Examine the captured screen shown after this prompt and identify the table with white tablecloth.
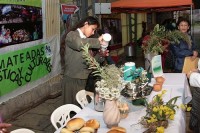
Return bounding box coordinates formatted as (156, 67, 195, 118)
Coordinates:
(74, 73, 191, 133)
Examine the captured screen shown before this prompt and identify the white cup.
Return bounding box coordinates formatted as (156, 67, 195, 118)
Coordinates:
(103, 33, 112, 42)
(101, 33, 111, 51)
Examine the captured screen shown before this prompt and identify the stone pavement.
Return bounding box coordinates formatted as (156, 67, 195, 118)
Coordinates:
(7, 94, 63, 133)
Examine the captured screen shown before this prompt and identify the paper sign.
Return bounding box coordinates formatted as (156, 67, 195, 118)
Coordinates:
(61, 4, 79, 14)
(151, 55, 163, 77)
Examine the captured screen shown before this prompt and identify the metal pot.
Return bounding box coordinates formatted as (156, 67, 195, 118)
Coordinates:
(125, 44, 135, 57)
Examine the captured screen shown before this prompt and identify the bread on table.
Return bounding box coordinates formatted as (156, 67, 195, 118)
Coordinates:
(60, 128, 74, 133)
(107, 129, 125, 133)
(85, 119, 100, 129)
(79, 126, 95, 133)
(107, 126, 126, 133)
(111, 126, 126, 132)
(66, 118, 85, 131)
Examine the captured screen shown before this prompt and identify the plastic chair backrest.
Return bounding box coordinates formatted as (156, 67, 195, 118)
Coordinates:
(50, 104, 81, 131)
(182, 56, 199, 73)
(11, 128, 35, 133)
(76, 90, 94, 108)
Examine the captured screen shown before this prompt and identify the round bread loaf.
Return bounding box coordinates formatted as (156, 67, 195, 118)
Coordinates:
(85, 119, 100, 129)
(80, 126, 95, 133)
(60, 128, 74, 133)
(107, 129, 125, 133)
(66, 118, 85, 131)
(110, 126, 126, 132)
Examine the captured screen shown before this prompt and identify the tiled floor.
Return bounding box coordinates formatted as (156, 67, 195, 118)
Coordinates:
(7, 95, 63, 133)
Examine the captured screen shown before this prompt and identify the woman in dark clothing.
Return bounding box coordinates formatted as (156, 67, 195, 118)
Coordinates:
(171, 18, 198, 73)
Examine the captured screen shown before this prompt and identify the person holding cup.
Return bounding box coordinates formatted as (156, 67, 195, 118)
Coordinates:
(62, 16, 109, 105)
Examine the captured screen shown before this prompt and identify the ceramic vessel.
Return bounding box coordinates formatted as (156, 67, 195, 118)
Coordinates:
(103, 100, 121, 128)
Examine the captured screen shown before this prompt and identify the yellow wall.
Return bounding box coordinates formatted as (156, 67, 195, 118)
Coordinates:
(120, 13, 146, 46)
(45, 0, 60, 38)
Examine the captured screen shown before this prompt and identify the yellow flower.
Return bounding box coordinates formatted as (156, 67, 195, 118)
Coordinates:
(162, 90, 167, 94)
(156, 126, 165, 133)
(169, 114, 174, 120)
(165, 111, 169, 115)
(187, 107, 192, 112)
(160, 105, 164, 110)
(153, 107, 158, 112)
(152, 114, 156, 118)
(179, 104, 192, 112)
(180, 104, 186, 110)
(158, 93, 162, 97)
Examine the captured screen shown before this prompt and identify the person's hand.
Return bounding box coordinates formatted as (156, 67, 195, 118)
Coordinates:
(0, 123, 12, 133)
(99, 49, 109, 57)
(186, 71, 193, 79)
(98, 35, 104, 44)
(98, 35, 109, 46)
(191, 68, 198, 72)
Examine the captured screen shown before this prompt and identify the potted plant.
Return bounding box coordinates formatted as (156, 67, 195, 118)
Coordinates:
(140, 90, 180, 133)
(142, 24, 191, 72)
(82, 44, 126, 128)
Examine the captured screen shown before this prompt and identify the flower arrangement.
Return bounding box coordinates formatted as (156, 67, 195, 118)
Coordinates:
(82, 44, 126, 100)
(140, 90, 180, 133)
(142, 24, 191, 54)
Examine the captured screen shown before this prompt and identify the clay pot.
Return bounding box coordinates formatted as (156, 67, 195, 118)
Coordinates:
(118, 103, 129, 119)
(153, 83, 162, 92)
(103, 100, 121, 128)
(155, 76, 165, 84)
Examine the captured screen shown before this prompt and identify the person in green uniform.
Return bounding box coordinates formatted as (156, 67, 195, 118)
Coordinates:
(62, 16, 108, 105)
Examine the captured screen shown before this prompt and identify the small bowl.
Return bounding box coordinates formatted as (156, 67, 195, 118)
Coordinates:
(118, 103, 129, 119)
(153, 83, 162, 92)
(155, 76, 165, 84)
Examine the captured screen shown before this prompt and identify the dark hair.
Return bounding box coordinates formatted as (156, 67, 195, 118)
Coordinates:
(71, 16, 100, 31)
(177, 17, 191, 27)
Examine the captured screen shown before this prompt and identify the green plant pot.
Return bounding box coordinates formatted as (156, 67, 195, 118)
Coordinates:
(132, 98, 146, 106)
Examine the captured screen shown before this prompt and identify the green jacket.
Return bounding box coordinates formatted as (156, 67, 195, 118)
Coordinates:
(63, 30, 101, 79)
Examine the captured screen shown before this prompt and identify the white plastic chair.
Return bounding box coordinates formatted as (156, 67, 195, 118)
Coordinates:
(50, 104, 81, 131)
(11, 128, 35, 133)
(76, 90, 94, 108)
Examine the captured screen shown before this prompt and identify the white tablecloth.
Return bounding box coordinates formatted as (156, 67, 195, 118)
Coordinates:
(74, 73, 191, 133)
(150, 73, 192, 104)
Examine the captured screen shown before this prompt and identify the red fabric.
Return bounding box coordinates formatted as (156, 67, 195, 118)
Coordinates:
(111, 0, 193, 13)
(108, 44, 122, 51)
(111, 56, 119, 63)
(112, 0, 192, 8)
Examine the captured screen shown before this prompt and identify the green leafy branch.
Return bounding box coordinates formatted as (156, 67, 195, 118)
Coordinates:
(142, 24, 192, 54)
(82, 43, 123, 88)
(81, 43, 103, 77)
